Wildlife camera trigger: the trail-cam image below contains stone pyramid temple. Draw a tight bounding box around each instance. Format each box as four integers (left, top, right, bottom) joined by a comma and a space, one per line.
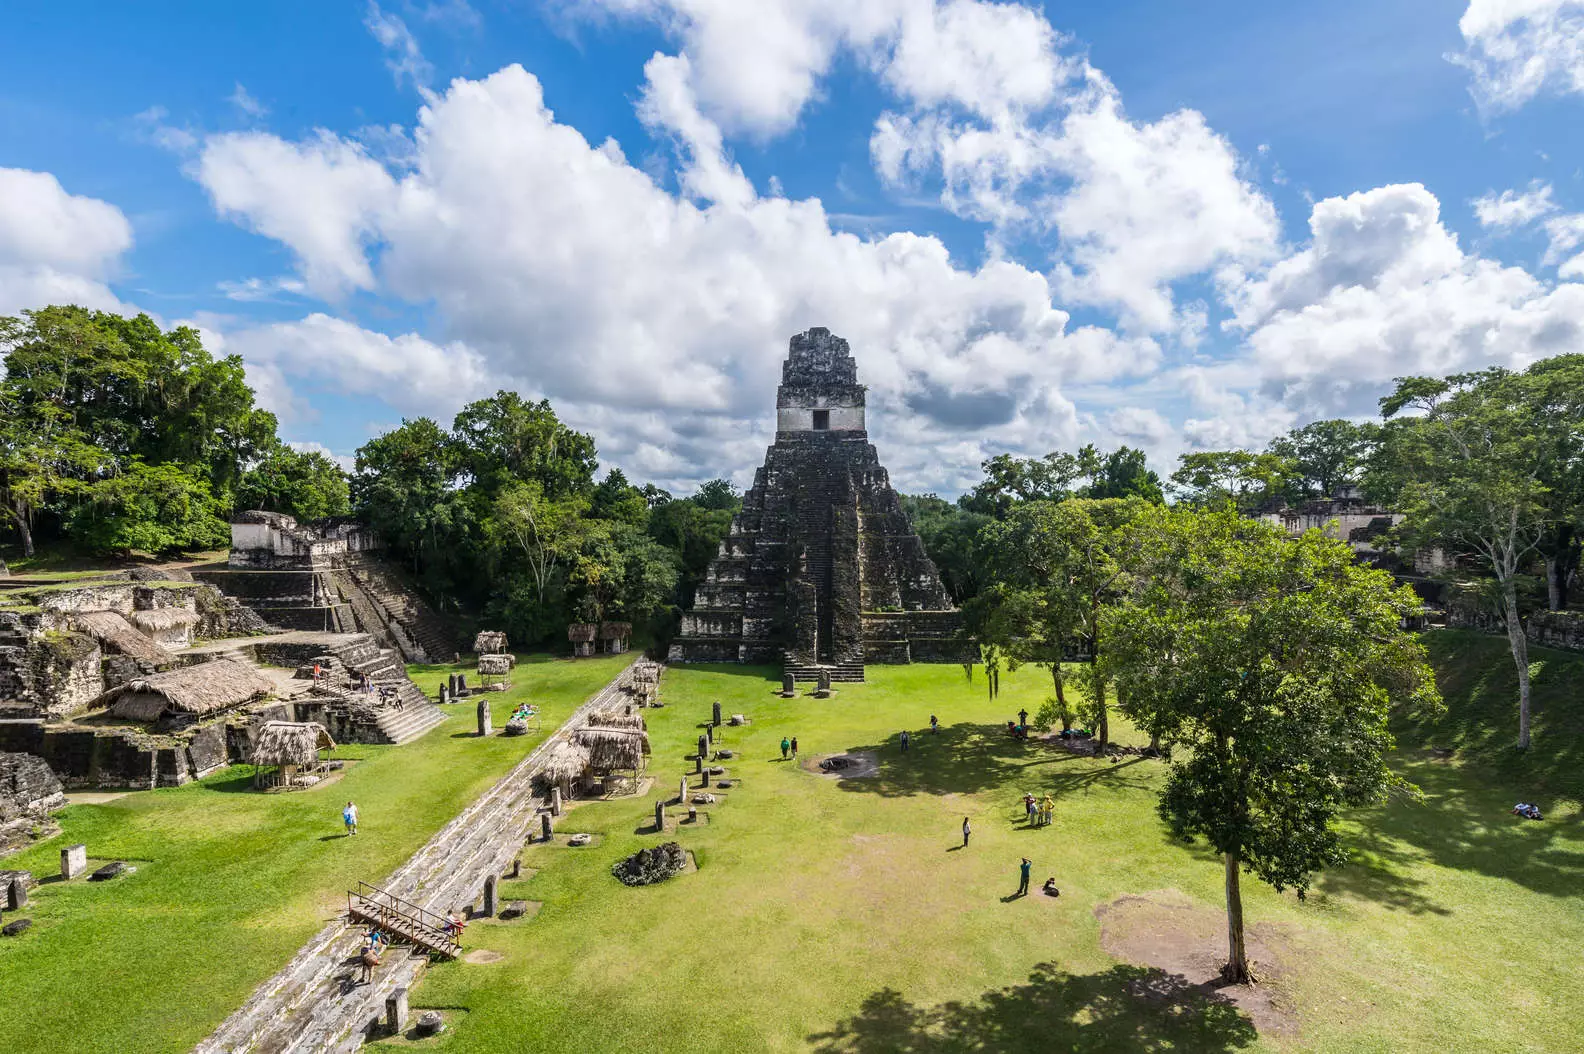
668, 328, 969, 681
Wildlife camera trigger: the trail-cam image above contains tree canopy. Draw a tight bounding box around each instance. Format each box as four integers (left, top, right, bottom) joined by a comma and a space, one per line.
1104, 506, 1438, 982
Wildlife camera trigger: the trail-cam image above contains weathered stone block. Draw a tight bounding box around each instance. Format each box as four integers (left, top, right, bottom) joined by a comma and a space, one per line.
61, 843, 87, 880
385, 987, 409, 1034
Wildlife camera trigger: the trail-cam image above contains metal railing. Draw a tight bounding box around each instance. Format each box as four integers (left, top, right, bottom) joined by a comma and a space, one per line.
347, 881, 461, 958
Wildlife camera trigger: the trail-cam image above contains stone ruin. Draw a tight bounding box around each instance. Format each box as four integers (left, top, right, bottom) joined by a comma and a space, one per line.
669, 329, 972, 681
0, 751, 66, 852
0, 522, 451, 791
610, 841, 687, 886
193, 512, 457, 664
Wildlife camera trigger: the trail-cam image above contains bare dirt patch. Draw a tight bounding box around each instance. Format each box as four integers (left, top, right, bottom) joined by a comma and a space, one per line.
463, 949, 504, 964
804, 751, 879, 779
1094, 888, 1299, 1038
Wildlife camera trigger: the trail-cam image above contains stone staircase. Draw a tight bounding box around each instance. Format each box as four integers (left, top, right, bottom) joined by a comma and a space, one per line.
299, 635, 444, 745
194, 662, 645, 1054
783, 661, 866, 683
337, 561, 457, 665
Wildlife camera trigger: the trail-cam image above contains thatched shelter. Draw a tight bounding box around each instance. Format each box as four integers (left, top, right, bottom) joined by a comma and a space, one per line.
101, 658, 273, 728
586, 707, 646, 733
541, 739, 592, 793
477, 652, 513, 690
73, 610, 175, 665
598, 622, 632, 655
251, 721, 336, 789
473, 630, 509, 655
574, 725, 649, 777
568, 623, 597, 657
127, 607, 201, 648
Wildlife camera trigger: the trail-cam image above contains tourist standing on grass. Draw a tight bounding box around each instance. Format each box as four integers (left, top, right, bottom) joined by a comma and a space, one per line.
1042, 795, 1055, 826
791, 736, 799, 759
930, 714, 939, 735
1018, 707, 1028, 727
900, 730, 910, 752
781, 736, 791, 760
1017, 857, 1031, 896
343, 800, 359, 835
962, 816, 971, 847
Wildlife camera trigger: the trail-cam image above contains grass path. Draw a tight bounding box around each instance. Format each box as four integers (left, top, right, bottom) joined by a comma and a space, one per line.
0, 654, 627, 1054
381, 648, 1583, 1054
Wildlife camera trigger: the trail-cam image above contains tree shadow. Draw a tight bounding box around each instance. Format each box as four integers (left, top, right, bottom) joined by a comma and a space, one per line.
808, 963, 1258, 1053
832, 722, 1150, 800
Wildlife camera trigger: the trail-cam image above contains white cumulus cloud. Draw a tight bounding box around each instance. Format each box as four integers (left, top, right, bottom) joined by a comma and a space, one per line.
0, 168, 134, 316
1451, 0, 1584, 112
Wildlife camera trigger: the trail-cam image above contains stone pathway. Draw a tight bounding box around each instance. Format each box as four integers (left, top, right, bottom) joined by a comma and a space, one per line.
194, 661, 643, 1054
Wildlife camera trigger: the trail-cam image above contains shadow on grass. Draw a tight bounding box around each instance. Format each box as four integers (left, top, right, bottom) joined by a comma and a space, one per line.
1332, 631, 1584, 900
830, 722, 1159, 800
808, 963, 1258, 1053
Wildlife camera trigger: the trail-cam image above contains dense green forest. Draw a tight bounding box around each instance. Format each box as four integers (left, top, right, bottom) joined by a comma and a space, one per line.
4, 306, 1581, 679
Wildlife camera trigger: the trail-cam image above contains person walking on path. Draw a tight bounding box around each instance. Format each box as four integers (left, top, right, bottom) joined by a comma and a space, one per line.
900, 730, 911, 753
343, 800, 359, 836
961, 816, 971, 847
1017, 857, 1031, 897
790, 736, 799, 759
780, 736, 791, 760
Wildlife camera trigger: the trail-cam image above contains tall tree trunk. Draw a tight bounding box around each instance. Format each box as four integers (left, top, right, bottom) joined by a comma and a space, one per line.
1051, 665, 1071, 731
1092, 665, 1109, 755
1223, 852, 1251, 984
1546, 553, 1563, 612
1501, 578, 1532, 750
7, 503, 33, 559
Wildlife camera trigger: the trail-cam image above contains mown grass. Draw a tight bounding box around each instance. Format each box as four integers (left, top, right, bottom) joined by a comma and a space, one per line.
0, 654, 628, 1054
374, 637, 1582, 1054
3, 632, 1580, 1053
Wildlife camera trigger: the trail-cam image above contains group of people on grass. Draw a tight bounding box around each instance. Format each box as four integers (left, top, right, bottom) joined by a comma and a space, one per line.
1023, 793, 1055, 826
780, 735, 800, 760
1512, 801, 1544, 820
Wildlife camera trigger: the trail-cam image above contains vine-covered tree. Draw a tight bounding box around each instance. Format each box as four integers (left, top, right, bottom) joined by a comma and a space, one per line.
1104, 507, 1438, 983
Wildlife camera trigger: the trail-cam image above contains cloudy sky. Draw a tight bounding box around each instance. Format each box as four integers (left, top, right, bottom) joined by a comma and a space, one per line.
2, 0, 1582, 494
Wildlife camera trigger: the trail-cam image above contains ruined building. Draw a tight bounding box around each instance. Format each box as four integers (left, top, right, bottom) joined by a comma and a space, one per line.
669, 328, 968, 680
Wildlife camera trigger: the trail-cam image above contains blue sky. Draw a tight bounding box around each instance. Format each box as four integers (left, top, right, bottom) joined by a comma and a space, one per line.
2, 0, 1582, 495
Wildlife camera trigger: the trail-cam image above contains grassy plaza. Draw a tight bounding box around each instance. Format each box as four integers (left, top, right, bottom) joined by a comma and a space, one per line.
0, 634, 1579, 1053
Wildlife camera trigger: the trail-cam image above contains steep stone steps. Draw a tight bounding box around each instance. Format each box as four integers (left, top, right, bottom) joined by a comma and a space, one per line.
372, 702, 445, 745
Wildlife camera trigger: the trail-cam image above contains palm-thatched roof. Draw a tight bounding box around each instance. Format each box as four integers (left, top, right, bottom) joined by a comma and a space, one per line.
567, 623, 597, 642
473, 630, 509, 654
128, 607, 200, 633
586, 707, 645, 732
541, 739, 592, 785
251, 721, 335, 767
102, 658, 274, 722
73, 610, 175, 664
574, 725, 649, 771
598, 622, 631, 640
477, 653, 513, 676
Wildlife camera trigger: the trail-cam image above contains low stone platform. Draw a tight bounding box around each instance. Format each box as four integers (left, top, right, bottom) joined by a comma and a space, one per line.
194, 661, 646, 1054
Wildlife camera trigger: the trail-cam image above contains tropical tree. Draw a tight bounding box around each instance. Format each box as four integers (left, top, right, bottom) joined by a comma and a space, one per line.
237, 444, 351, 521
976, 497, 1146, 751
1170, 450, 1295, 512
1104, 506, 1438, 983
1375, 366, 1571, 749
1077, 444, 1166, 503
1267, 419, 1376, 500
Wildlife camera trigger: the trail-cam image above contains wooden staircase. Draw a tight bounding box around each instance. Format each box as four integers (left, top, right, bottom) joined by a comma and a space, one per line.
347, 883, 460, 960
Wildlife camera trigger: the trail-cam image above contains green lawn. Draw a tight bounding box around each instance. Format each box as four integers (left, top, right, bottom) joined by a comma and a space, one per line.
3, 634, 1579, 1053
372, 636, 1583, 1054
0, 653, 628, 1054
